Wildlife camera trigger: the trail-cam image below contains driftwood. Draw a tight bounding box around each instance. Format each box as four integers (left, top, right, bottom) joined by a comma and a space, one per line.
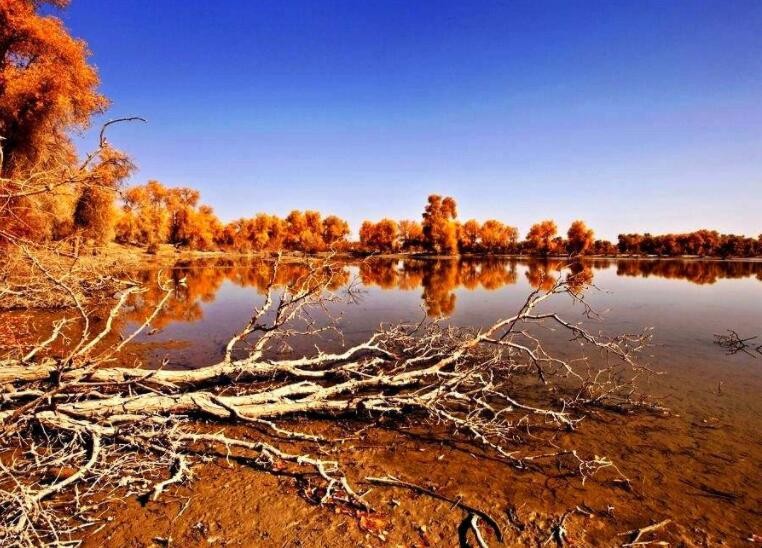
366, 475, 503, 546
0, 252, 657, 546
713, 329, 762, 357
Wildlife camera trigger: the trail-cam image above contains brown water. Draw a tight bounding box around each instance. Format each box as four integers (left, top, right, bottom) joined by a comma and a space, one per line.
7, 257, 762, 545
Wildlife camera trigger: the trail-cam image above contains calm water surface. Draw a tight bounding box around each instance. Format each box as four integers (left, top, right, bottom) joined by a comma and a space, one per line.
124, 257, 762, 444
128, 258, 762, 407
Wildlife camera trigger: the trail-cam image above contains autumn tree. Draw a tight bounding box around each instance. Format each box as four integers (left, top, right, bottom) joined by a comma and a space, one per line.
422, 195, 458, 255
0, 0, 107, 177
180, 204, 222, 251
0, 0, 112, 247
592, 239, 617, 255
165, 187, 201, 245
525, 220, 559, 256
480, 220, 518, 253
398, 220, 424, 251
566, 220, 595, 256
74, 145, 135, 248
252, 214, 286, 251
359, 219, 400, 252
115, 181, 169, 250
284, 210, 327, 253
458, 219, 481, 252
322, 215, 350, 249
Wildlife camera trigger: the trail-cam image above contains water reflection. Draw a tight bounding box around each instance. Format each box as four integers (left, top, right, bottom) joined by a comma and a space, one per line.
122, 259, 351, 330
614, 259, 762, 284
2, 257, 761, 357
115, 257, 762, 326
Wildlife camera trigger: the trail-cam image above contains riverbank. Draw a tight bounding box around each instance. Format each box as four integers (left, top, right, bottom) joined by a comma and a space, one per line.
96, 243, 762, 264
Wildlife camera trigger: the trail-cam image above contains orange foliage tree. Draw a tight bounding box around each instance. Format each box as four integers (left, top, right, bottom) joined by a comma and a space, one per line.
115, 181, 170, 250
322, 215, 350, 249
283, 210, 326, 253
458, 219, 481, 252
525, 220, 559, 256
617, 230, 760, 258
359, 219, 400, 252
74, 145, 135, 247
566, 220, 595, 256
422, 195, 458, 254
0, 0, 107, 177
398, 220, 424, 251
480, 220, 518, 253
0, 0, 111, 246
115, 181, 221, 251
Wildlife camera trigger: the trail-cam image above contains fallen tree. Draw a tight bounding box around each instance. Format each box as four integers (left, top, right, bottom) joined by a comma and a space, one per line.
0, 252, 658, 546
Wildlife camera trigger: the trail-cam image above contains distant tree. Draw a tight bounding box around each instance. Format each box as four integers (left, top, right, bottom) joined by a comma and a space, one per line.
458, 219, 481, 252
566, 220, 595, 256
322, 215, 350, 248
398, 220, 424, 251
422, 195, 458, 254
284, 210, 326, 253
592, 239, 617, 256
166, 187, 201, 246
479, 220, 518, 253
182, 205, 221, 251
360, 219, 400, 252
115, 181, 170, 249
617, 233, 642, 255
525, 220, 559, 256
74, 145, 135, 247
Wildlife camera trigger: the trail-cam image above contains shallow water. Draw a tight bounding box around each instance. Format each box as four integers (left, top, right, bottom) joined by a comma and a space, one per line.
124, 258, 762, 399
114, 257, 761, 419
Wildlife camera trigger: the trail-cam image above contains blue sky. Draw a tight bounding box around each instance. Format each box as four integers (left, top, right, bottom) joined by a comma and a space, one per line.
59, 0, 761, 240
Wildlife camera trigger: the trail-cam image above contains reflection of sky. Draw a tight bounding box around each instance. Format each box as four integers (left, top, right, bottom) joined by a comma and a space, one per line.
61, 1, 762, 240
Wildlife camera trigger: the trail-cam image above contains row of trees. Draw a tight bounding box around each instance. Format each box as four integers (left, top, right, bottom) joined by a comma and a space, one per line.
112, 189, 609, 257
358, 196, 600, 256
114, 181, 351, 254
617, 230, 762, 258
359, 196, 762, 258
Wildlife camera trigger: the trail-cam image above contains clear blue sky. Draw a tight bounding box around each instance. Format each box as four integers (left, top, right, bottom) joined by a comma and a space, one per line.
59, 0, 762, 240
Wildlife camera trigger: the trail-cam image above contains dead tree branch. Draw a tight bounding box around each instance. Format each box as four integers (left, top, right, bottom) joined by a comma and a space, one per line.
0, 256, 658, 545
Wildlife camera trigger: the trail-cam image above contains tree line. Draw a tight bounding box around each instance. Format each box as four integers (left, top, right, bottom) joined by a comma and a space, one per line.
1, 1, 760, 259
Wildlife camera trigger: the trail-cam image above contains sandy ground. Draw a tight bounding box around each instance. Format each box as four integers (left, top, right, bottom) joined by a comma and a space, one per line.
81, 409, 760, 547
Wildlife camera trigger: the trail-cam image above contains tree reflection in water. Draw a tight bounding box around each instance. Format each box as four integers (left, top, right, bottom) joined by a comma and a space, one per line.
2, 257, 761, 354
132, 257, 762, 325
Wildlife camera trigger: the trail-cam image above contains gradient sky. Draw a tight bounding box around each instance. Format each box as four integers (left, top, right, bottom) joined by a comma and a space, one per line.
58, 0, 762, 240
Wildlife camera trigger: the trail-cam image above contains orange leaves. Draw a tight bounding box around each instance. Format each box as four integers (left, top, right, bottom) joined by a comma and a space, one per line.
525, 220, 559, 256
422, 195, 458, 254
114, 181, 221, 251
282, 210, 338, 253
566, 220, 595, 256
360, 218, 400, 252
398, 220, 424, 251
617, 230, 761, 258
0, 0, 107, 176
458, 219, 481, 252
0, 0, 110, 246
322, 215, 350, 247
479, 219, 518, 252
74, 145, 135, 246
215, 210, 350, 254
